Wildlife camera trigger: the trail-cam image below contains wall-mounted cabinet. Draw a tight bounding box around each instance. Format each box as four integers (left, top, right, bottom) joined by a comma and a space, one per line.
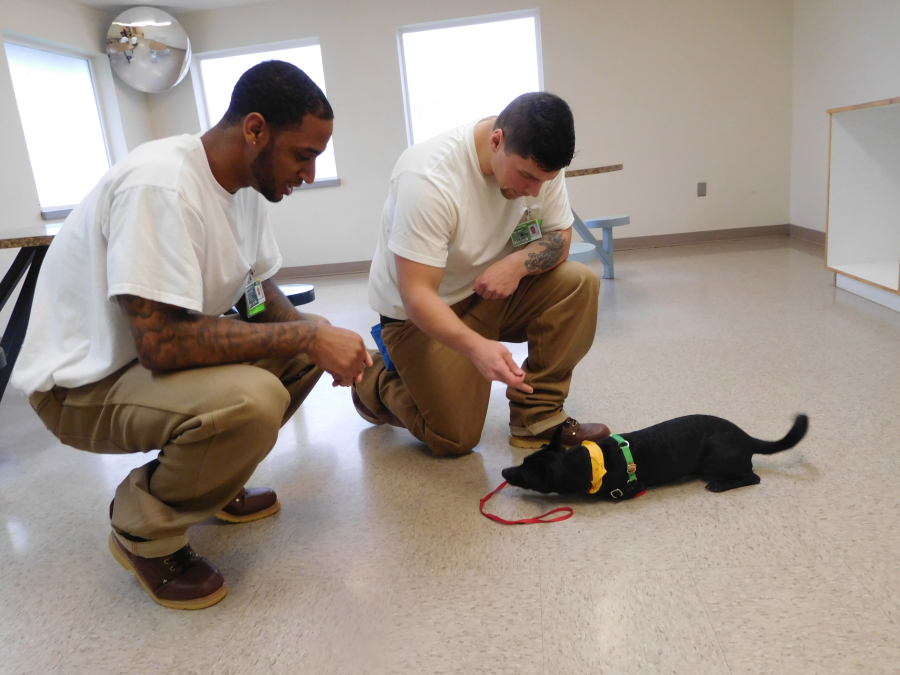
826, 97, 900, 307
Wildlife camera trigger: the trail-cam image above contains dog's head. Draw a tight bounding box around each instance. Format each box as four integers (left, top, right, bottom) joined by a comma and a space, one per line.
501, 426, 593, 495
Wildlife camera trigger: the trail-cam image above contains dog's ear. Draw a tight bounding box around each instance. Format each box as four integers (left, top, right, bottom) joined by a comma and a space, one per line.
550, 424, 565, 452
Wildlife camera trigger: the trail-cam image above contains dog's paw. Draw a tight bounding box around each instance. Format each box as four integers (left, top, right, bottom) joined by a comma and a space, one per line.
705, 473, 761, 493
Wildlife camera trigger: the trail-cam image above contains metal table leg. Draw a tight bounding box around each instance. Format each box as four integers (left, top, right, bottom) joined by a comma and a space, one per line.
0, 246, 48, 403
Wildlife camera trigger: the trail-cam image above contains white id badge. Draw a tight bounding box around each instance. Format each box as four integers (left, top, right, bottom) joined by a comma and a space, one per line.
245, 274, 266, 317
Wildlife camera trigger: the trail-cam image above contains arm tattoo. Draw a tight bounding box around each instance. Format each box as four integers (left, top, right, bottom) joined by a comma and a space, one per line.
116, 294, 318, 372
524, 231, 567, 274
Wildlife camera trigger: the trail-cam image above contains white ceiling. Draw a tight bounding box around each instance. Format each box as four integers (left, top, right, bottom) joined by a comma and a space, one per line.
75, 0, 277, 15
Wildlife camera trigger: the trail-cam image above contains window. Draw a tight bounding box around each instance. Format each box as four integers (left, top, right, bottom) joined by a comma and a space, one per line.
194, 42, 338, 182
4, 42, 110, 211
399, 12, 543, 145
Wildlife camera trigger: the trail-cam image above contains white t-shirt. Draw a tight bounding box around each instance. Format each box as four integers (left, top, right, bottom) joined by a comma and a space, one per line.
368, 120, 574, 320
12, 134, 282, 396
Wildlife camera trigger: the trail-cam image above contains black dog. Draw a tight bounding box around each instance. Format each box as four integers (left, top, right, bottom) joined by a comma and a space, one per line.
501, 414, 808, 499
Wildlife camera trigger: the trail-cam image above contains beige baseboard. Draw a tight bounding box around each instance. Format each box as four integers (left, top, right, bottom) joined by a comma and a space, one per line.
275, 260, 371, 279
612, 224, 790, 251
275, 224, 824, 279
788, 224, 826, 245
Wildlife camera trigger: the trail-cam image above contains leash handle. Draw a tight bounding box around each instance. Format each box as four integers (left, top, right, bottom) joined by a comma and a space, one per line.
479, 481, 574, 525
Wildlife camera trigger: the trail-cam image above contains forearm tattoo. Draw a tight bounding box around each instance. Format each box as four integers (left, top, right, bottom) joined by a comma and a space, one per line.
116, 294, 317, 372
524, 231, 567, 274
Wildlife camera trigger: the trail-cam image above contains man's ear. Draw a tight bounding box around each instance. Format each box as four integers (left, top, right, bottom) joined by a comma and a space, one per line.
489, 127, 504, 153
550, 424, 565, 452
242, 112, 269, 148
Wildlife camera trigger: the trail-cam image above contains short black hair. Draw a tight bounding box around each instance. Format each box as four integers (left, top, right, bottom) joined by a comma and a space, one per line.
222, 60, 333, 129
494, 92, 575, 172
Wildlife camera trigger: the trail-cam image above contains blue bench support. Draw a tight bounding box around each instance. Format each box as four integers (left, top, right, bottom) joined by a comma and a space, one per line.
570, 211, 630, 279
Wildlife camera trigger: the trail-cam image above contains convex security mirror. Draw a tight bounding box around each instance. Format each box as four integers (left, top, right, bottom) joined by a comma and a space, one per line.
106, 6, 191, 93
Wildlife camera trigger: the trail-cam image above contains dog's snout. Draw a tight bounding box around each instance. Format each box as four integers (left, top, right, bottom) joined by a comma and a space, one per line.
501, 467, 521, 485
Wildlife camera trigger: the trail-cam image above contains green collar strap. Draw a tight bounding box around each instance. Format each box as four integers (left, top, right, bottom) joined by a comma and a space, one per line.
611, 434, 637, 483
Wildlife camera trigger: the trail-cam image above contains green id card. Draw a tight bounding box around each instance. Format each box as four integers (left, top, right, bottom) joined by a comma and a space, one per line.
511, 219, 543, 247
245, 276, 266, 317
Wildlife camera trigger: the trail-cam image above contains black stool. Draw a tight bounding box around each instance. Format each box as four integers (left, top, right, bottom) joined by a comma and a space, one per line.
278, 283, 315, 306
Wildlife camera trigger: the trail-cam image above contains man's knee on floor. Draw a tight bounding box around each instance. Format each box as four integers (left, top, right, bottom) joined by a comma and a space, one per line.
428, 427, 482, 457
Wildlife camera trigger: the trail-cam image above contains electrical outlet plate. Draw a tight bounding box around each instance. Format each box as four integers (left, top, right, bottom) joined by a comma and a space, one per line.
697, 182, 707, 197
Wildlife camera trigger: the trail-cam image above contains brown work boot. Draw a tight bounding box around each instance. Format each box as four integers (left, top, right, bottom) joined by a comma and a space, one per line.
351, 384, 384, 425
509, 417, 611, 449
215, 487, 280, 523
108, 533, 227, 610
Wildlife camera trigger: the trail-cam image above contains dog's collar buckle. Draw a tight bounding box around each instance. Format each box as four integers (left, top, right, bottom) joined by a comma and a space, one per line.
612, 434, 638, 484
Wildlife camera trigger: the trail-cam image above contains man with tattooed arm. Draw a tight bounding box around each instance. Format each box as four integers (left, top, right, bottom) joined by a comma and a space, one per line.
354, 93, 610, 455
13, 62, 371, 609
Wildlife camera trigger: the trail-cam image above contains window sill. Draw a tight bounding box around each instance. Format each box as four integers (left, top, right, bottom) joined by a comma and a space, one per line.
41, 206, 76, 221
300, 178, 340, 190
38, 178, 341, 221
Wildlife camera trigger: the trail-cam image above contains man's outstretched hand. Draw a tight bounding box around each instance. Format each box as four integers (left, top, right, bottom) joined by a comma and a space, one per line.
465, 337, 534, 394
307, 324, 373, 387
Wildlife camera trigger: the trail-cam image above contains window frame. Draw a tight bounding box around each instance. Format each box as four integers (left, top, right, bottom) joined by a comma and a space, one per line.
1, 30, 129, 219
190, 37, 340, 189
396, 9, 545, 147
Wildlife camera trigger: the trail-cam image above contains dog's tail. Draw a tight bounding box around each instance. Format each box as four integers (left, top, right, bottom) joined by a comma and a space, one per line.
753, 414, 809, 455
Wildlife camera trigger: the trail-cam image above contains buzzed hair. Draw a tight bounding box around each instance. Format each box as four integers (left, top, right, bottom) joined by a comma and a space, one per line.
494, 92, 575, 172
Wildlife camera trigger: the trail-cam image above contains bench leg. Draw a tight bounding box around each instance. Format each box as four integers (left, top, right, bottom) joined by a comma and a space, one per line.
602, 227, 615, 279
572, 211, 613, 274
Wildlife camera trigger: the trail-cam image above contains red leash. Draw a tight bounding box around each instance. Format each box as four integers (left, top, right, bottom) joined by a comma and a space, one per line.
479, 481, 574, 525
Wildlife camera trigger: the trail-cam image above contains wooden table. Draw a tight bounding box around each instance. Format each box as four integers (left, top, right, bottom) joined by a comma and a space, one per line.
0, 227, 55, 402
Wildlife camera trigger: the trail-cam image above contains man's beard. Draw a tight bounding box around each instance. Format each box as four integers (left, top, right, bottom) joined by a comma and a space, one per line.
251, 142, 281, 202
500, 187, 520, 200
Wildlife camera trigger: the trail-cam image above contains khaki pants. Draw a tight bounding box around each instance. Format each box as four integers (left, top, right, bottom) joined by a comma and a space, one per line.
356, 261, 599, 456
30, 350, 322, 557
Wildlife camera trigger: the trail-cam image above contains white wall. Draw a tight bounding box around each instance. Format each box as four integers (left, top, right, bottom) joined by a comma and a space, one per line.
0, 0, 114, 233
151, 0, 794, 268
0, 0, 154, 328
791, 0, 900, 233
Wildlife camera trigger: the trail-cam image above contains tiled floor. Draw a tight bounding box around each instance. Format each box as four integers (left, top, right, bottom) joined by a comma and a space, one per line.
2, 236, 900, 674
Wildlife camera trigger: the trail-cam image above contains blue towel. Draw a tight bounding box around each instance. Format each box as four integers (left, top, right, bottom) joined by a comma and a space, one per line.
370, 323, 397, 372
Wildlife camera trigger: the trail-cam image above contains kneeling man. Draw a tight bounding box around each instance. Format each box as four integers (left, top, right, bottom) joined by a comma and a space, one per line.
354, 92, 608, 455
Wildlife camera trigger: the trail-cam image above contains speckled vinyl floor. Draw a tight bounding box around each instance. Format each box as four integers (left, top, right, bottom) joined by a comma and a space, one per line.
2, 237, 899, 674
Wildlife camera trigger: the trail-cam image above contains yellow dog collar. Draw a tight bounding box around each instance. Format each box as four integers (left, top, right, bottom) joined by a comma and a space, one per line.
583, 440, 606, 494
